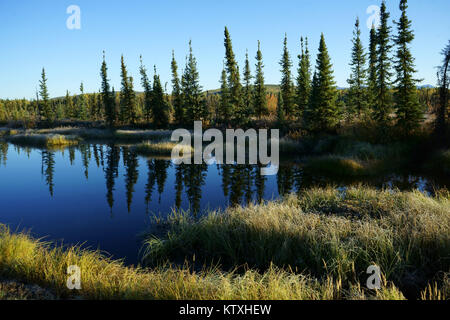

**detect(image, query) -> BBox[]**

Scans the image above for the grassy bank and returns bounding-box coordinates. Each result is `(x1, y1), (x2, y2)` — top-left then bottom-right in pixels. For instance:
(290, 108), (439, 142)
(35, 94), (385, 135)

(0, 186), (448, 300)
(0, 224), (407, 300)
(0, 127), (173, 146)
(143, 187), (450, 299)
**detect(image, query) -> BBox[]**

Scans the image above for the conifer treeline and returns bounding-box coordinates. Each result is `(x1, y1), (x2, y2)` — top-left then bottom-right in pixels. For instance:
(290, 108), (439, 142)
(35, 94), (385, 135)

(0, 0), (447, 134)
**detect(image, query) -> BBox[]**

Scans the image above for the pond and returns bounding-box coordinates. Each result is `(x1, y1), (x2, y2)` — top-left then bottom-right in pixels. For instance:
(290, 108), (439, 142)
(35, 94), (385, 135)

(0, 141), (448, 265)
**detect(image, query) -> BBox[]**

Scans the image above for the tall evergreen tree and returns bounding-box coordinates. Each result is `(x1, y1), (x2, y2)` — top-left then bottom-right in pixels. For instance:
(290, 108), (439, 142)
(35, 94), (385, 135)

(78, 82), (89, 120)
(139, 55), (153, 124)
(65, 90), (76, 119)
(304, 34), (340, 132)
(39, 68), (52, 122)
(182, 40), (204, 123)
(435, 41), (450, 136)
(119, 55), (138, 125)
(219, 63), (232, 122)
(224, 27), (243, 124)
(374, 1), (393, 124)
(276, 91), (285, 126)
(171, 51), (184, 125)
(367, 25), (378, 110)
(100, 52), (115, 127)
(151, 67), (170, 128)
(279, 34), (295, 117)
(243, 50), (253, 118)
(296, 37), (311, 117)
(393, 0), (423, 132)
(253, 41), (268, 119)
(347, 17), (368, 117)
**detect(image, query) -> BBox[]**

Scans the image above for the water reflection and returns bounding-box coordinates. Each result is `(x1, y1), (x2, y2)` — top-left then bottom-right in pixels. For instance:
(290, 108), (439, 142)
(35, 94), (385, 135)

(2, 142), (449, 215)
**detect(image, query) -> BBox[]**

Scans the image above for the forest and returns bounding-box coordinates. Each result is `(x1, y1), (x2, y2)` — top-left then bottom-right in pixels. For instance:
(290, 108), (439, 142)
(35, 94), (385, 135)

(0, 0), (448, 146)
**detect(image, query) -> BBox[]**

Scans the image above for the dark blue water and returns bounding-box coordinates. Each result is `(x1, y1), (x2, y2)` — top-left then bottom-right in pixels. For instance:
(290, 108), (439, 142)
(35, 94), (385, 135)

(0, 142), (447, 265)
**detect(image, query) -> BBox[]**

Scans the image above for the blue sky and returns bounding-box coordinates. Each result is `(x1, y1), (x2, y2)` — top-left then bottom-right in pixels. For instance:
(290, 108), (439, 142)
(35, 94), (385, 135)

(0, 0), (449, 99)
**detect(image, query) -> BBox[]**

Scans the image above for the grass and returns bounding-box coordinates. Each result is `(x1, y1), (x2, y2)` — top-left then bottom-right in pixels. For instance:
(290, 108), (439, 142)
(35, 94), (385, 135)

(0, 224), (408, 300)
(6, 133), (80, 148)
(133, 141), (194, 157)
(143, 186), (450, 299)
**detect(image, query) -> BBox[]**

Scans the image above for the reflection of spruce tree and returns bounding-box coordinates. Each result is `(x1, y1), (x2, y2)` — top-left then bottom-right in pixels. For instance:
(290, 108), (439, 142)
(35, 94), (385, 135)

(79, 144), (91, 180)
(93, 145), (100, 167)
(99, 145), (104, 167)
(230, 165), (246, 206)
(220, 164), (232, 199)
(154, 160), (170, 203)
(145, 159), (156, 214)
(144, 159), (170, 212)
(254, 164), (266, 203)
(277, 165), (294, 196)
(243, 166), (254, 204)
(174, 164), (184, 210)
(41, 151), (55, 196)
(0, 142), (8, 166)
(68, 147), (75, 166)
(123, 147), (139, 212)
(104, 144), (120, 211)
(183, 164), (207, 214)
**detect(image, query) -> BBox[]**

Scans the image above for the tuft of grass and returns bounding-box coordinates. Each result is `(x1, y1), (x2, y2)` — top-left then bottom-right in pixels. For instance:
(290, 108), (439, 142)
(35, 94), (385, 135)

(133, 141), (193, 157)
(143, 186), (450, 298)
(6, 133), (80, 148)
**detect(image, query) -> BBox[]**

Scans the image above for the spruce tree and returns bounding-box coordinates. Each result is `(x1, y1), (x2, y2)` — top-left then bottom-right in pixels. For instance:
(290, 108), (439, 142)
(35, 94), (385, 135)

(296, 37), (311, 117)
(171, 51), (184, 125)
(65, 90), (76, 119)
(39, 68), (52, 122)
(435, 41), (450, 136)
(276, 92), (285, 126)
(100, 52), (115, 127)
(243, 50), (253, 119)
(253, 41), (267, 119)
(305, 34), (340, 132)
(393, 0), (423, 132)
(279, 34), (295, 117)
(224, 27), (243, 124)
(219, 63), (232, 122)
(78, 82), (89, 120)
(119, 55), (138, 125)
(374, 1), (393, 124)
(182, 40), (204, 123)
(151, 67), (170, 128)
(139, 55), (153, 124)
(347, 17), (368, 118)
(367, 25), (378, 110)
